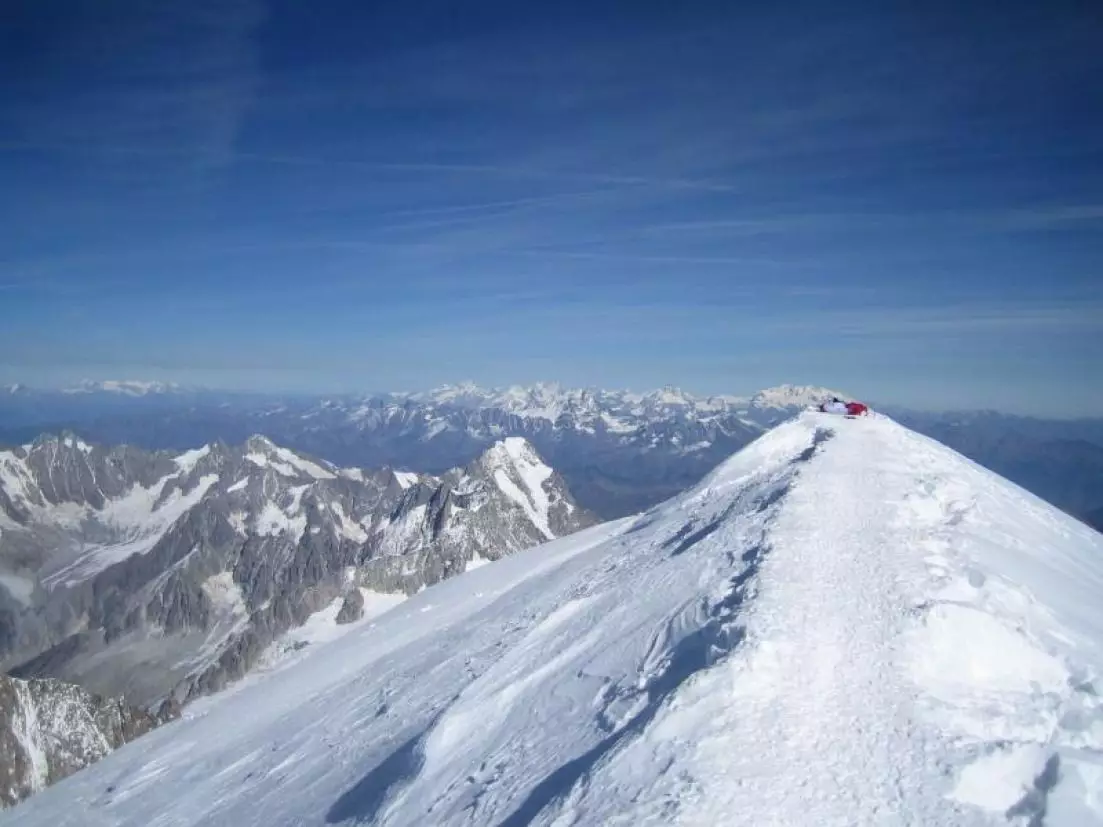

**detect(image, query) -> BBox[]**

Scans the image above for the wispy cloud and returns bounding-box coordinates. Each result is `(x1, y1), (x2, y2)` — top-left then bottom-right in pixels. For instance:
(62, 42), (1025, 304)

(760, 303), (1103, 337)
(0, 139), (744, 192)
(990, 205), (1103, 230)
(6, 0), (266, 171)
(639, 204), (1103, 240)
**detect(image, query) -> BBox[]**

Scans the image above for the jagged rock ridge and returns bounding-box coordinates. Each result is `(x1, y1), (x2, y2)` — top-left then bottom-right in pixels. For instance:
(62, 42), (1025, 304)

(0, 433), (594, 707)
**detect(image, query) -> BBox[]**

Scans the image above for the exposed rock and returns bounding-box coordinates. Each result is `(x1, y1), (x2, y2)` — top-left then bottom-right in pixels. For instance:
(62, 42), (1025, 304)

(334, 589), (364, 625)
(0, 673), (178, 809)
(1, 435), (594, 708)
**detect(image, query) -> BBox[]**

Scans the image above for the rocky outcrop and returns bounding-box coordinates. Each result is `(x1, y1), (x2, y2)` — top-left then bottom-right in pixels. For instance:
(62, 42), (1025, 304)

(1, 434), (595, 708)
(0, 673), (178, 809)
(334, 590), (364, 625)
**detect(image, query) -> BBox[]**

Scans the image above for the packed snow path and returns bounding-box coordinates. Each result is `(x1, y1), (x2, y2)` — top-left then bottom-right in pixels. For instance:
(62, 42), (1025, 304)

(615, 420), (945, 825)
(5, 414), (1103, 826)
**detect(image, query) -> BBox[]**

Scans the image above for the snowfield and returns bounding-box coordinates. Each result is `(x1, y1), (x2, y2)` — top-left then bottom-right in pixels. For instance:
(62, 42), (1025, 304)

(5, 413), (1103, 826)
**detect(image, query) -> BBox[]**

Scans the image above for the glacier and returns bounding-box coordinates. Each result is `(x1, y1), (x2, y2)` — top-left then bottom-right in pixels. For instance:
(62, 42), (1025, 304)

(4, 412), (1102, 826)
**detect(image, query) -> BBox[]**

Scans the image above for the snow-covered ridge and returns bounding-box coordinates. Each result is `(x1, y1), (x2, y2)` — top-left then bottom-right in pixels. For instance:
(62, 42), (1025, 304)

(8, 413), (1101, 826)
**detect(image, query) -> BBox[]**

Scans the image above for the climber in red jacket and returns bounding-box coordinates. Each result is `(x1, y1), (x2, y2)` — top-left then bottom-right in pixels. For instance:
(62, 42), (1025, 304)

(818, 397), (870, 416)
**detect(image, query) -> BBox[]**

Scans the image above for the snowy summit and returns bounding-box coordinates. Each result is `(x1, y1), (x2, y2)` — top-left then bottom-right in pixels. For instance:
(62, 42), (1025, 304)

(5, 413), (1103, 826)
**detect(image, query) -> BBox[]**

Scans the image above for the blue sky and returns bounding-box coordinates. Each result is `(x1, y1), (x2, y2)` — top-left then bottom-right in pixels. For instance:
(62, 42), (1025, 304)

(1, 0), (1101, 416)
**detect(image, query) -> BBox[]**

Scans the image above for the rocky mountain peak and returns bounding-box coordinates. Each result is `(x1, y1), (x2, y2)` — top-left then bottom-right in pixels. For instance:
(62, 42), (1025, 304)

(2, 431), (595, 715)
(460, 437), (587, 542)
(644, 385), (694, 406)
(478, 436), (540, 467)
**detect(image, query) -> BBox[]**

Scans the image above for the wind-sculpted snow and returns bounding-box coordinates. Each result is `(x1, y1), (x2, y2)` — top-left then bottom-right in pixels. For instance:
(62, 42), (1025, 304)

(5, 414), (1103, 825)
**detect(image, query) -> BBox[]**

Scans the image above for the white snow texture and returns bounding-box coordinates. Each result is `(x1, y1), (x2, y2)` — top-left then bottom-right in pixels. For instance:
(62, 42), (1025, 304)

(6, 413), (1103, 826)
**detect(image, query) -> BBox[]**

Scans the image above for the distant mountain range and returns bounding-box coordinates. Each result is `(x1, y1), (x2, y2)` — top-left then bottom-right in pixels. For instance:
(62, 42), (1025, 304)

(0, 383), (843, 517)
(2, 382), (1100, 530)
(0, 432), (593, 709)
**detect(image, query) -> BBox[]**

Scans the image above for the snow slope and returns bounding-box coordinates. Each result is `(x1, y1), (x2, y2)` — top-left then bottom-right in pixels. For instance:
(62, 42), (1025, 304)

(6, 413), (1103, 826)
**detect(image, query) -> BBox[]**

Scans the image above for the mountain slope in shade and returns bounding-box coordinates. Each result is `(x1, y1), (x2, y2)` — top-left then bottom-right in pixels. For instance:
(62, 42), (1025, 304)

(5, 413), (1101, 825)
(0, 434), (593, 707)
(0, 673), (177, 809)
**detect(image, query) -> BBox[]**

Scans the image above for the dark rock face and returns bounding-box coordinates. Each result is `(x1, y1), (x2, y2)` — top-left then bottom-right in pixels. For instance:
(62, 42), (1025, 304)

(335, 589), (365, 625)
(0, 673), (178, 809)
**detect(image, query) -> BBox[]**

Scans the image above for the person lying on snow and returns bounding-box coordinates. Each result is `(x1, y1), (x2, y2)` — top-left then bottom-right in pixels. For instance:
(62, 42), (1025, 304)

(818, 397), (869, 416)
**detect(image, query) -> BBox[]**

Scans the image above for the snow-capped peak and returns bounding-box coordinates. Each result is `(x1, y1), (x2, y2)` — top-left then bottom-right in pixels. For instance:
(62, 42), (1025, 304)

(643, 385), (695, 406)
(482, 435), (544, 468)
(480, 437), (558, 539)
(24, 431), (94, 456)
(421, 381), (488, 406)
(243, 433), (278, 452)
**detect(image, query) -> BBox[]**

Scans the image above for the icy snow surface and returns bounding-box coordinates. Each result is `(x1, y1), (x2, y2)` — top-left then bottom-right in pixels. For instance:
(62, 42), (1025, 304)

(7, 413), (1103, 826)
(252, 589), (411, 680)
